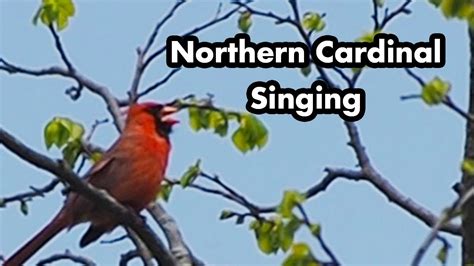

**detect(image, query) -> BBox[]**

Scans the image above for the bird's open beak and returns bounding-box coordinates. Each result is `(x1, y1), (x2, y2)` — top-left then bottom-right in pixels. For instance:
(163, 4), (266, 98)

(161, 106), (179, 125)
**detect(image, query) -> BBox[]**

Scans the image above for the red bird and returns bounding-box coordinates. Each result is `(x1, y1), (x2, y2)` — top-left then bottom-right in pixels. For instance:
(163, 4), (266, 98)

(4, 102), (178, 266)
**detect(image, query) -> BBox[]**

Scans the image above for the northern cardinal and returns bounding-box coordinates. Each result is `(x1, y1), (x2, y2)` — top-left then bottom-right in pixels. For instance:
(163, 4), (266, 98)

(4, 102), (178, 265)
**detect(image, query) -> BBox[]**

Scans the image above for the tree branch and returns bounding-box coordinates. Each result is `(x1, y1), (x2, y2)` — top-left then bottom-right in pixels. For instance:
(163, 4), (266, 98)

(139, 68), (182, 99)
(412, 187), (474, 265)
(344, 122), (461, 235)
(128, 0), (187, 103)
(0, 59), (124, 131)
(297, 204), (340, 266)
(0, 179), (60, 208)
(403, 68), (474, 122)
(48, 25), (74, 72)
(0, 127), (176, 265)
(36, 249), (96, 266)
(119, 250), (139, 266)
(143, 6), (240, 71)
(148, 203), (204, 266)
(234, 0), (337, 88)
(125, 228), (154, 266)
(379, 0), (412, 29)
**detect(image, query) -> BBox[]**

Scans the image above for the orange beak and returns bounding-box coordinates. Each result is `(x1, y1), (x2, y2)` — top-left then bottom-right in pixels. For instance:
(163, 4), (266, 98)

(161, 106), (179, 125)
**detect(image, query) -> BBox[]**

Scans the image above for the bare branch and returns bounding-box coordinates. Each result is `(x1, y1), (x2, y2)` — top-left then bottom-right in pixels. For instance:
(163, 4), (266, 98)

(100, 234), (128, 245)
(86, 118), (109, 141)
(0, 179), (60, 207)
(148, 203), (204, 266)
(0, 59), (124, 131)
(128, 0), (187, 103)
(351, 0), (414, 88)
(297, 204), (340, 266)
(143, 6), (240, 70)
(404, 68), (474, 122)
(125, 228), (154, 266)
(0, 127), (176, 265)
(371, 0), (380, 30)
(405, 68), (425, 87)
(379, 0), (412, 29)
(234, 0), (336, 88)
(36, 250), (96, 266)
(142, 0), (186, 56)
(139, 68), (182, 99)
(343, 122), (461, 235)
(48, 25), (74, 72)
(119, 250), (139, 266)
(412, 187), (474, 265)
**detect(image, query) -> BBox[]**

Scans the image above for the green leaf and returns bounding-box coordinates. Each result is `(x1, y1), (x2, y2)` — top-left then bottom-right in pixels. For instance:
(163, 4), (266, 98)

(249, 219), (260, 230)
(429, 0), (442, 7)
(440, 0), (469, 18)
(209, 111), (229, 137)
(43, 118), (70, 149)
(280, 216), (302, 252)
(278, 190), (306, 218)
(32, 6), (43, 25)
(309, 223), (321, 237)
(356, 30), (382, 43)
(90, 152), (103, 163)
(300, 65), (311, 77)
(351, 67), (362, 74)
(55, 123), (70, 148)
(219, 210), (236, 220)
(421, 77), (450, 105)
(158, 182), (173, 202)
(40, 2), (57, 26)
(232, 127), (251, 153)
(462, 159), (474, 175)
(302, 12), (325, 32)
(188, 107), (203, 131)
(44, 120), (60, 149)
(33, 0), (75, 30)
(259, 221), (280, 254)
(283, 242), (319, 266)
(375, 0), (384, 7)
(20, 201), (29, 216)
(69, 122), (85, 140)
(0, 198), (5, 208)
(180, 160), (201, 188)
(238, 11), (252, 33)
(44, 117), (85, 151)
(62, 139), (81, 167)
(292, 242), (310, 256)
(250, 219), (280, 254)
(436, 244), (449, 265)
(232, 114), (269, 153)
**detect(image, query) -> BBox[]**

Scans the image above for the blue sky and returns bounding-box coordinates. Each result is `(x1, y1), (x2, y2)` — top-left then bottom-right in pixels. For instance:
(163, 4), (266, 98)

(0, 0), (470, 265)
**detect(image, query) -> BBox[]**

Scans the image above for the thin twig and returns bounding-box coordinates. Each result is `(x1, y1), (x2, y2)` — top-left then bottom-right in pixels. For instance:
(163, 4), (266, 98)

(0, 59), (123, 131)
(139, 68), (182, 98)
(37, 250), (96, 266)
(403, 68), (474, 122)
(143, 6), (240, 70)
(297, 204), (340, 266)
(119, 250), (139, 266)
(128, 0), (187, 103)
(379, 0), (412, 29)
(48, 25), (74, 72)
(411, 187), (474, 266)
(0, 179), (60, 207)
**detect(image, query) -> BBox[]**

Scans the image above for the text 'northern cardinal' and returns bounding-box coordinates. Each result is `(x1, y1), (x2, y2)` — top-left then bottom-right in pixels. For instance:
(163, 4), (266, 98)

(4, 102), (178, 265)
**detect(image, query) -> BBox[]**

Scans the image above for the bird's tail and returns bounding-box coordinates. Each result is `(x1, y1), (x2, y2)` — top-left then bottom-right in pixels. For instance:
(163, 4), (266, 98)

(4, 210), (68, 266)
